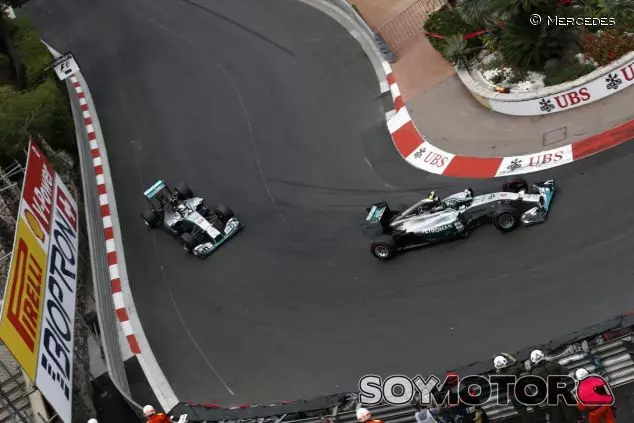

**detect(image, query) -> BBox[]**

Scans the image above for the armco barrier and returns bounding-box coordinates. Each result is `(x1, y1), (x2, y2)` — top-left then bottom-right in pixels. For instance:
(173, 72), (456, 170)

(172, 314), (634, 423)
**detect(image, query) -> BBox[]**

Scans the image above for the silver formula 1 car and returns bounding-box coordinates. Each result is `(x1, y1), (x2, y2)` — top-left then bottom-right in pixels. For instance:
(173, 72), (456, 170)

(363, 177), (555, 260)
(141, 180), (242, 259)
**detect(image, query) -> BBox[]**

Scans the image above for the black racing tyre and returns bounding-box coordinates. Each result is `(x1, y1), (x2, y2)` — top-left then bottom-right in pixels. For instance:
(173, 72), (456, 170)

(180, 232), (196, 252)
(493, 208), (519, 233)
(502, 178), (529, 193)
(214, 204), (234, 221)
(142, 210), (160, 228)
(175, 183), (194, 199)
(370, 235), (396, 261)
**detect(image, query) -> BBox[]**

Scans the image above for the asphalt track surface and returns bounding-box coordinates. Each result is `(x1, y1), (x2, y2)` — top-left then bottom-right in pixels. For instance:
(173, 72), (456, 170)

(24, 0), (634, 406)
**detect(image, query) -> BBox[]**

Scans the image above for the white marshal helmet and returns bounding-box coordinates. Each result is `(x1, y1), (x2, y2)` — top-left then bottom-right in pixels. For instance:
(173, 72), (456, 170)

(575, 368), (590, 381)
(87, 419), (98, 423)
(530, 349), (545, 364)
(356, 407), (372, 422)
(493, 355), (509, 369)
(143, 405), (156, 417)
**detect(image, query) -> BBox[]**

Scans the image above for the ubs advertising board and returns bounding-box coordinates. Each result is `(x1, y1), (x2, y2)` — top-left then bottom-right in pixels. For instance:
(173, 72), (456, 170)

(0, 141), (79, 423)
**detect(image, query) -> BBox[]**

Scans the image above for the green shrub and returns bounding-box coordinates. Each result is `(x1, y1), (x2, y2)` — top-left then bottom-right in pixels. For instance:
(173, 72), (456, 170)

(424, 6), (483, 53)
(6, 16), (52, 87)
(0, 77), (73, 162)
(544, 62), (596, 86)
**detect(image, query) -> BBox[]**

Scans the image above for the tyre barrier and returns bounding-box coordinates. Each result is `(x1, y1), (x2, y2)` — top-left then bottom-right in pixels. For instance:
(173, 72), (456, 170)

(171, 314), (634, 423)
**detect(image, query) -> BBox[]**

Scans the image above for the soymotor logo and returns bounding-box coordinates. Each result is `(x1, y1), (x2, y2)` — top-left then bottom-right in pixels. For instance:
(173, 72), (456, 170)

(359, 372), (614, 407)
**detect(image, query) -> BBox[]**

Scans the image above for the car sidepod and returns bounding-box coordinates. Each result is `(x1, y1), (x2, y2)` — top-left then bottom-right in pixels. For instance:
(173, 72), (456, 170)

(191, 217), (243, 259)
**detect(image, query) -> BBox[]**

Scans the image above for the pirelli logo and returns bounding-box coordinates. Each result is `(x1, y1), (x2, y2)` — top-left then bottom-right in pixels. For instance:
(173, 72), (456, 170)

(0, 217), (47, 380)
(6, 236), (44, 350)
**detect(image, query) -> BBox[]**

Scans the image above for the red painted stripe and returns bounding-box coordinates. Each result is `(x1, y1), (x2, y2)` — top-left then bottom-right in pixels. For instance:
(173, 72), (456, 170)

(97, 183), (107, 195)
(111, 278), (122, 293)
(77, 92), (85, 99)
(72, 82), (81, 88)
(94, 165), (104, 175)
(107, 251), (117, 266)
(127, 335), (141, 354)
(91, 147), (100, 158)
(387, 73), (396, 85)
(572, 118), (634, 160)
(88, 131), (97, 141)
(115, 308), (129, 322)
(394, 96), (405, 111)
(391, 121), (424, 158)
(80, 104), (89, 111)
(101, 204), (111, 217)
(84, 117), (92, 125)
(443, 156), (503, 178)
(104, 226), (114, 241)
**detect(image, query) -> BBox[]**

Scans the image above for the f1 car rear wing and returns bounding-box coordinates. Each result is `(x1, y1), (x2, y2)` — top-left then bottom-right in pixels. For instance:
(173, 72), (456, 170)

(144, 180), (168, 199)
(363, 201), (393, 238)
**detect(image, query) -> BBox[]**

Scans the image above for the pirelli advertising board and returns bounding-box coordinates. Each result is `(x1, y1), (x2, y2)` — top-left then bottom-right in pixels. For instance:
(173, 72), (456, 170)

(0, 141), (79, 423)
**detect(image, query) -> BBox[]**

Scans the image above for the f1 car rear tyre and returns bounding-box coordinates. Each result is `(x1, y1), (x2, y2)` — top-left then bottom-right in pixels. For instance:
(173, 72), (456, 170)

(371, 235), (396, 261)
(142, 210), (160, 228)
(214, 204), (234, 222)
(493, 208), (519, 233)
(502, 178), (529, 193)
(180, 233), (196, 252)
(175, 183), (194, 200)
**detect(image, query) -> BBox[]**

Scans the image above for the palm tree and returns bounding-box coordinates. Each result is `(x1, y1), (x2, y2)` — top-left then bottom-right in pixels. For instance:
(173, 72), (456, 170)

(456, 0), (495, 27)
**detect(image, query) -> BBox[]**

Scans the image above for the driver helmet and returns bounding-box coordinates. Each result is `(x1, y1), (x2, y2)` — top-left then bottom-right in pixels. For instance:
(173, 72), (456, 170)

(574, 368), (590, 381)
(530, 349), (545, 365)
(176, 204), (187, 215)
(427, 191), (439, 201)
(493, 355), (509, 370)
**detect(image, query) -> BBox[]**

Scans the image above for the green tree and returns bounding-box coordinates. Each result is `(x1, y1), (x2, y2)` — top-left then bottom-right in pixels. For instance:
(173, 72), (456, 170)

(456, 0), (495, 27)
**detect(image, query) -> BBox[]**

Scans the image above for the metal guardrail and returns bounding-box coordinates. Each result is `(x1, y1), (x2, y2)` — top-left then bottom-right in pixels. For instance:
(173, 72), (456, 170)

(322, 0), (397, 63)
(64, 72), (142, 418)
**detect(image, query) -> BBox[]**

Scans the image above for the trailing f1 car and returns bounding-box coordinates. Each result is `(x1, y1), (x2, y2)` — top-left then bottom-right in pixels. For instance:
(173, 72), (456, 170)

(363, 178), (555, 261)
(141, 180), (242, 259)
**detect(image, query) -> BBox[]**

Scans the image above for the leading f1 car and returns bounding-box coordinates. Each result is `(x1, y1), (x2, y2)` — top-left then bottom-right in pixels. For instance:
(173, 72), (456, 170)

(363, 178), (555, 261)
(141, 180), (243, 259)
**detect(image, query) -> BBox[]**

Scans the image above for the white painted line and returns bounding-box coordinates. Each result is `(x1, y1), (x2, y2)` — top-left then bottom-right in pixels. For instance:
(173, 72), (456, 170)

(93, 156), (102, 166)
(113, 292), (125, 309)
(106, 238), (116, 253)
(99, 194), (109, 206)
(96, 174), (105, 185)
(109, 264), (120, 280)
(103, 215), (113, 229)
(90, 139), (99, 150)
(75, 86), (83, 94)
(79, 97), (87, 106)
(386, 107), (412, 134)
(82, 110), (90, 119)
(69, 76), (78, 83)
(120, 320), (135, 336)
(86, 124), (95, 133)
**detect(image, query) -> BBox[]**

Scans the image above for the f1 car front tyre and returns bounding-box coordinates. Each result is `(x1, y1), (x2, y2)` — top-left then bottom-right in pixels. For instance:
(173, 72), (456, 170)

(371, 235), (396, 261)
(180, 233), (196, 253)
(175, 183), (194, 200)
(502, 178), (529, 193)
(142, 210), (160, 228)
(214, 204), (234, 222)
(493, 208), (519, 233)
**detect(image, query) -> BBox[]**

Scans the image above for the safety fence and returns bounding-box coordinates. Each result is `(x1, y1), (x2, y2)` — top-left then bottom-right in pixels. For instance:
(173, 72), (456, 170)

(171, 313), (634, 423)
(375, 0), (446, 52)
